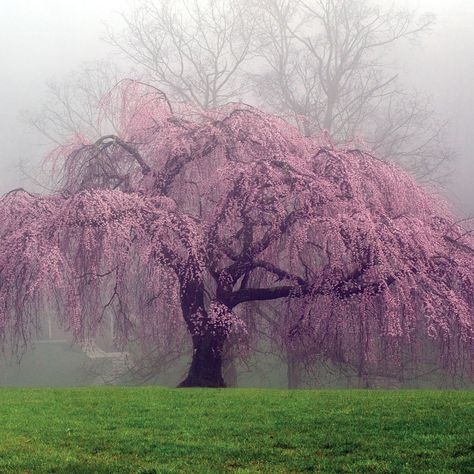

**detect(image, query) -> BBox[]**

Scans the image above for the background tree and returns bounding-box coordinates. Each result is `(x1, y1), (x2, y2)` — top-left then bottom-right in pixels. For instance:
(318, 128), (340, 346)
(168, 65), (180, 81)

(27, 60), (125, 145)
(3, 80), (474, 388)
(248, 0), (448, 182)
(104, 0), (450, 182)
(107, 0), (254, 108)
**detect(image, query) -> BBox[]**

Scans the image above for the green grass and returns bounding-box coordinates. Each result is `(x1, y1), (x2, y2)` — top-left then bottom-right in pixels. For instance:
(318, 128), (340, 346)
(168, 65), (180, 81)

(0, 388), (473, 473)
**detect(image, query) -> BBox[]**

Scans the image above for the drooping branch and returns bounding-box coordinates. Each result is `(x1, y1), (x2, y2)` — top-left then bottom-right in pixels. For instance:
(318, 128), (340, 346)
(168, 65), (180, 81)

(3, 79), (474, 388)
(94, 135), (152, 175)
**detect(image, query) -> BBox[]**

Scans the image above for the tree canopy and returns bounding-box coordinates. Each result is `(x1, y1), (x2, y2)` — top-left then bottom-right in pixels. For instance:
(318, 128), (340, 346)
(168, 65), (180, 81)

(2, 80), (474, 387)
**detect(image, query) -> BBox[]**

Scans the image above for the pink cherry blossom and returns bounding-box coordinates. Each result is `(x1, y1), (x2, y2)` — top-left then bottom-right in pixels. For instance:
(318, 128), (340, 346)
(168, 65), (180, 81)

(1, 80), (474, 387)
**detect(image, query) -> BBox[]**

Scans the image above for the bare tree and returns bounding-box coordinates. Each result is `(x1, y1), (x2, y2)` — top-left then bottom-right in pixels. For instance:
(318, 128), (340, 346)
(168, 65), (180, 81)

(106, 0), (255, 108)
(249, 0), (450, 182)
(32, 0), (449, 180)
(26, 60), (126, 145)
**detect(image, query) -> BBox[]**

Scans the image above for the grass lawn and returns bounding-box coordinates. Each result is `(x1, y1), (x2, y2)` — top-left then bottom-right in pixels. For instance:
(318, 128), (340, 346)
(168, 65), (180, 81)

(0, 388), (472, 473)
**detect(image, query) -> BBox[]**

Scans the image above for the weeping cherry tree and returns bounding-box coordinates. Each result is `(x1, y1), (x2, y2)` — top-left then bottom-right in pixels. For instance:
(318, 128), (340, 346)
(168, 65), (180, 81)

(1, 80), (474, 387)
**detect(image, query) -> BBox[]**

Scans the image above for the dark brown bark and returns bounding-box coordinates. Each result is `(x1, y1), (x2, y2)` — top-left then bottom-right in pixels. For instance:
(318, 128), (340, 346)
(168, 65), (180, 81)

(178, 333), (226, 387)
(178, 278), (226, 387)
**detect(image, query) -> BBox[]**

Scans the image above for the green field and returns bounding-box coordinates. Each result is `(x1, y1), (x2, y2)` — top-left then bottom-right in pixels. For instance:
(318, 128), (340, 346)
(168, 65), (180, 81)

(0, 388), (473, 473)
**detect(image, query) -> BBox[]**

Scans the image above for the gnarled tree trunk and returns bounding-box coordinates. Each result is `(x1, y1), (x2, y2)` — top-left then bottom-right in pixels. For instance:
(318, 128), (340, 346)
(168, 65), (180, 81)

(178, 332), (226, 387)
(178, 278), (226, 387)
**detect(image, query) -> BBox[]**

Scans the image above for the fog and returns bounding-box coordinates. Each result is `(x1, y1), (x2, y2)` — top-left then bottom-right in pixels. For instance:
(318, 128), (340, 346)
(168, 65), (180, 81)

(1, 0), (473, 200)
(0, 0), (129, 191)
(401, 0), (474, 212)
(0, 0), (473, 388)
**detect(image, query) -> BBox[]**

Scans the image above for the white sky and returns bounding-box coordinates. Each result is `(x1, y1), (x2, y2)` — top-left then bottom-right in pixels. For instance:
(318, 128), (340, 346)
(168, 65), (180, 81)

(0, 0), (473, 210)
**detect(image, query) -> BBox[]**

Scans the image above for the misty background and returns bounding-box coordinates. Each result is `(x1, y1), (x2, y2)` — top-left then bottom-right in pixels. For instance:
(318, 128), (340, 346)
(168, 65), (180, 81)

(0, 0), (472, 211)
(0, 0), (473, 387)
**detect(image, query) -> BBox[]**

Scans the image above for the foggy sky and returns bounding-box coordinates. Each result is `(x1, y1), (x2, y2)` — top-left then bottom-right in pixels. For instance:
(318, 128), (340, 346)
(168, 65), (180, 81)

(0, 0), (128, 190)
(0, 0), (473, 213)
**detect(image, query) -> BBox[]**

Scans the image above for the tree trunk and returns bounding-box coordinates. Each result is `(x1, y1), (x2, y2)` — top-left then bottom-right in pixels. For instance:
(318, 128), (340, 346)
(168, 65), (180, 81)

(178, 333), (226, 387)
(222, 339), (238, 387)
(287, 350), (302, 389)
(178, 277), (226, 387)
(223, 357), (238, 387)
(177, 277), (231, 387)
